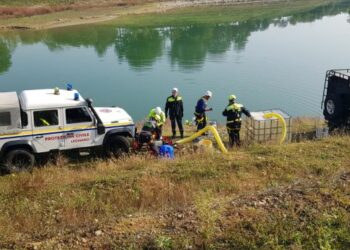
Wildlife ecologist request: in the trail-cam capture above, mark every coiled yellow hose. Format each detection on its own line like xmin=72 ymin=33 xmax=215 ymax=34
xmin=176 ymin=126 xmax=228 ymax=154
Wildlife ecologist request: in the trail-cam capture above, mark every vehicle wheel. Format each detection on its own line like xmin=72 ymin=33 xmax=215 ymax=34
xmin=324 ymin=94 xmax=343 ymax=120
xmin=5 ymin=149 xmax=35 ymax=173
xmin=106 ymin=136 xmax=130 ymax=158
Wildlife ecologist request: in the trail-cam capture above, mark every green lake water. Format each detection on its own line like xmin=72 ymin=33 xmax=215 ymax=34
xmin=0 ymin=2 xmax=350 ymax=121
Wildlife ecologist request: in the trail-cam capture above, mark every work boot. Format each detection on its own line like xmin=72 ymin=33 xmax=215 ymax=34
xmin=180 ymin=131 xmax=184 ymax=138
xmin=172 ymin=132 xmax=176 ymax=139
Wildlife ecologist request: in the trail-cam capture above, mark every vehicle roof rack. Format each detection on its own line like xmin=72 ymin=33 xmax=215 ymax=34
xmin=329 ymin=69 xmax=350 ymax=79
xmin=321 ymin=69 xmax=350 ymax=108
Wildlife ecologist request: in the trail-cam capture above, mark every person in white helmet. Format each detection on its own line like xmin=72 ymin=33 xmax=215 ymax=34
xmin=165 ymin=87 xmax=184 ymax=138
xmin=148 ymin=106 xmax=166 ymax=139
xmin=194 ymin=90 xmax=213 ymax=131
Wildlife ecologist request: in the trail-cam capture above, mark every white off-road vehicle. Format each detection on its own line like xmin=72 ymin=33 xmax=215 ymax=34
xmin=0 ymin=88 xmax=135 ymax=172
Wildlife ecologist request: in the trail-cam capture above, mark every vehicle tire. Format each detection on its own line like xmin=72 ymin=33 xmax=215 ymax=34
xmin=324 ymin=94 xmax=343 ymax=120
xmin=106 ymin=135 xmax=130 ymax=158
xmin=5 ymin=149 xmax=35 ymax=173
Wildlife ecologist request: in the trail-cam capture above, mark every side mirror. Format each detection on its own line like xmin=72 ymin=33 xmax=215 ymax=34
xmin=86 ymin=98 xmax=93 ymax=107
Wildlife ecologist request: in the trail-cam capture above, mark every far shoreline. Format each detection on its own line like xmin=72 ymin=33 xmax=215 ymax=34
xmin=0 ymin=0 xmax=341 ymax=30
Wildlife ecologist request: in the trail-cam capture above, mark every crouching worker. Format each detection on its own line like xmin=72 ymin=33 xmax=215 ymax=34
xmin=222 ymin=94 xmax=251 ymax=147
xmin=148 ymin=107 xmax=166 ymax=138
xmin=139 ymin=117 xmax=161 ymax=155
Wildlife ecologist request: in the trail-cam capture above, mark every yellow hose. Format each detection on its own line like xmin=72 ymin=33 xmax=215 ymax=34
xmin=263 ymin=112 xmax=287 ymax=144
xmin=176 ymin=126 xmax=228 ymax=154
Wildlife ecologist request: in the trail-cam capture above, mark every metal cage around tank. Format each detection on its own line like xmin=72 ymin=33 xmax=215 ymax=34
xmin=244 ymin=109 xmax=292 ymax=144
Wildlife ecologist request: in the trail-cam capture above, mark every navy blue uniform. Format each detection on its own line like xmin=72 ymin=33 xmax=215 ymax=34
xmin=223 ymin=103 xmax=251 ymax=147
xmin=194 ymin=98 xmax=208 ymax=131
xmin=165 ymin=95 xmax=184 ymax=137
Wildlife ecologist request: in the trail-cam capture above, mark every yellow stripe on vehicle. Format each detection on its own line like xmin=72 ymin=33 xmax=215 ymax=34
xmin=105 ymin=121 xmax=134 ymax=127
xmin=0 ymin=131 xmax=32 ymax=138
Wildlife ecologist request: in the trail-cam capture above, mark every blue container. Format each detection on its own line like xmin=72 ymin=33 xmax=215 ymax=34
xmin=159 ymin=145 xmax=175 ymax=159
xmin=67 ymin=83 xmax=73 ymax=91
xmin=74 ymin=93 xmax=80 ymax=101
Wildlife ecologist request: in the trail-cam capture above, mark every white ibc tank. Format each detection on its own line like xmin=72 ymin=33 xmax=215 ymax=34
xmin=244 ymin=109 xmax=292 ymax=144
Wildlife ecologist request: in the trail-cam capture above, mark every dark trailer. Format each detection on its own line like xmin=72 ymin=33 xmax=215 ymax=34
xmin=322 ymin=69 xmax=350 ymax=130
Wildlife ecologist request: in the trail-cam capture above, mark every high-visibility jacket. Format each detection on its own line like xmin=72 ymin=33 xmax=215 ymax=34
xmin=165 ymin=95 xmax=183 ymax=119
xmin=222 ymin=103 xmax=251 ymax=125
xmin=148 ymin=109 xmax=166 ymax=126
xmin=40 ymin=118 xmax=50 ymax=126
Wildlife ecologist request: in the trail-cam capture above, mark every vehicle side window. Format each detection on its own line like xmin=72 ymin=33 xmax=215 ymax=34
xmin=21 ymin=110 xmax=28 ymax=127
xmin=0 ymin=112 xmax=11 ymax=126
xmin=66 ymin=107 xmax=92 ymax=124
xmin=34 ymin=110 xmax=59 ymax=127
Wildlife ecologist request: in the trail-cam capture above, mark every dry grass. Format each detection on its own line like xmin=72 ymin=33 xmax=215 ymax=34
xmin=292 ymin=116 xmax=325 ymax=133
xmin=0 ymin=132 xmax=349 ymax=248
xmin=0 ymin=0 xmax=163 ymax=18
xmin=0 ymin=6 xmax=71 ymax=17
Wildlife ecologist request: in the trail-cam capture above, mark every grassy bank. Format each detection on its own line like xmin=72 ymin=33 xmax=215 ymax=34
xmin=106 ymin=0 xmax=345 ymax=27
xmin=0 ymin=0 xmax=346 ymax=29
xmin=0 ymin=133 xmax=349 ymax=249
xmin=0 ymin=0 xmax=159 ymax=19
xmin=0 ymin=0 xmax=157 ymax=6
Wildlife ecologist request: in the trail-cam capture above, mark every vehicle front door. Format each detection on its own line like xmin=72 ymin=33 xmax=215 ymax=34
xmin=32 ymin=109 xmax=64 ymax=153
xmin=63 ymin=107 xmax=96 ymax=149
